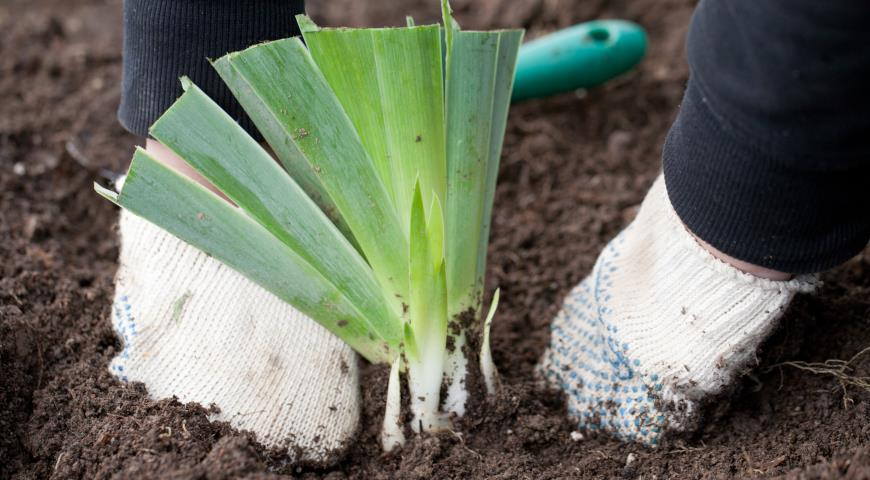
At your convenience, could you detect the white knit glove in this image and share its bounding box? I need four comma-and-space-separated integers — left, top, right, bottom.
538, 174, 817, 446
109, 210, 359, 464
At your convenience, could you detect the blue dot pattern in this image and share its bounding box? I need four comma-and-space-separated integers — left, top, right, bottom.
109, 293, 136, 382
539, 229, 666, 446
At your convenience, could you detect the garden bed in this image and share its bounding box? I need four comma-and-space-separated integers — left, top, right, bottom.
1, 0, 869, 478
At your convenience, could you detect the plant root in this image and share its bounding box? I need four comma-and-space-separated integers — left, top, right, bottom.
767, 345, 870, 408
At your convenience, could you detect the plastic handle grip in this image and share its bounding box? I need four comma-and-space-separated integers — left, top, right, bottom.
512, 20, 647, 102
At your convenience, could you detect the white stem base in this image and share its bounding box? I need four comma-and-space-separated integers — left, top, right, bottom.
442, 334, 469, 416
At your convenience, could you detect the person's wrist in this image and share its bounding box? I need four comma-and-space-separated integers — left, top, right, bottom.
144, 139, 230, 202
688, 228, 794, 281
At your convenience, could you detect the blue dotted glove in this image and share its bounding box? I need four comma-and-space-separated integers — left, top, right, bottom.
537, 175, 815, 446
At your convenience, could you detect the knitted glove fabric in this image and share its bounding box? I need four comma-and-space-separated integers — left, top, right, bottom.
109, 210, 359, 464
538, 174, 817, 446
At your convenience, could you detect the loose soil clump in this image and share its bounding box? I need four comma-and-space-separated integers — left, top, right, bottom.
2, 0, 869, 478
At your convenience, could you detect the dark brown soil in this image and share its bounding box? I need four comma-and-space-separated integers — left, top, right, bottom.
2, 0, 869, 478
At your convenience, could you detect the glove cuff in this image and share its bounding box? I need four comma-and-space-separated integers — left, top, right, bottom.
607, 175, 817, 402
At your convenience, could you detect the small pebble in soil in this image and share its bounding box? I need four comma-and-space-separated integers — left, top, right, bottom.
570, 431, 584, 441
626, 453, 638, 466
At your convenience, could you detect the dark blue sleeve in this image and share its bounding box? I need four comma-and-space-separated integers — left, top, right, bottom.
663, 0, 870, 273
118, 0, 305, 140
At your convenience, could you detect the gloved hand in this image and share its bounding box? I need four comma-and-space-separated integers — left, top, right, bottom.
109, 210, 359, 464
537, 174, 816, 446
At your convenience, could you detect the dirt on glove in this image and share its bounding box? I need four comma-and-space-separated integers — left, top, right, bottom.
2, 0, 869, 478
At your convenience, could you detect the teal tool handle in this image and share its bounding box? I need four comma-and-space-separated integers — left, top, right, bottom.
512, 20, 647, 102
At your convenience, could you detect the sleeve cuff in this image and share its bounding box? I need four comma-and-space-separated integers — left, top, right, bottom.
663, 79, 870, 273
118, 0, 305, 140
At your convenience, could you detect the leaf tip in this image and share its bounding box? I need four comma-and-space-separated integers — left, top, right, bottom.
441, 0, 461, 33
94, 181, 119, 204
403, 323, 419, 360
296, 14, 320, 33
209, 54, 231, 72
179, 76, 194, 91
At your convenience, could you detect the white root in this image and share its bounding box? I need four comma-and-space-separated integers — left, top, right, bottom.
480, 289, 501, 395
381, 358, 405, 452
382, 290, 503, 448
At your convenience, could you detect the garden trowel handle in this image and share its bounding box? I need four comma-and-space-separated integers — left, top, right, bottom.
512, 20, 647, 102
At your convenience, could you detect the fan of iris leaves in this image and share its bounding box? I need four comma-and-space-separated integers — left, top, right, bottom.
97, 0, 523, 450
